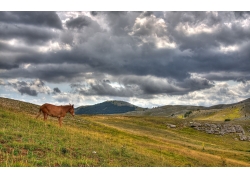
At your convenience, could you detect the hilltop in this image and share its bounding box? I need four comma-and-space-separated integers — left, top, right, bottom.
75, 100, 147, 115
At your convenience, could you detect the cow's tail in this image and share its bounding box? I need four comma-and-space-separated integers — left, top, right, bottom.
36, 107, 42, 119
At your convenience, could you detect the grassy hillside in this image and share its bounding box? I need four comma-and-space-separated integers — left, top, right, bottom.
0, 97, 250, 167
182, 99, 250, 121
75, 100, 146, 115
127, 98, 250, 121
126, 105, 205, 117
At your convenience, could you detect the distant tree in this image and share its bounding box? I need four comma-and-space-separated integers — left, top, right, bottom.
184, 111, 192, 118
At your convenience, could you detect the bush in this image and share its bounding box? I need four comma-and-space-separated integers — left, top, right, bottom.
184, 111, 192, 118
224, 119, 231, 122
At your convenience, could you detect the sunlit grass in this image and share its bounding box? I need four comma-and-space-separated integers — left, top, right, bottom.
191, 107, 242, 121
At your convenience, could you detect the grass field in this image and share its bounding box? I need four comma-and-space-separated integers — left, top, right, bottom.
191, 107, 242, 121
0, 98, 250, 167
0, 112, 250, 167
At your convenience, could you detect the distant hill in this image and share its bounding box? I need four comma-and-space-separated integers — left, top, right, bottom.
126, 98, 250, 121
125, 104, 205, 117
75, 100, 147, 115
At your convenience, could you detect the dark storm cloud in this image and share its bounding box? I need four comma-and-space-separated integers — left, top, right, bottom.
1, 79, 50, 97
18, 86, 38, 96
90, 11, 98, 16
176, 76, 215, 93
0, 61, 19, 69
7, 80, 28, 89
1, 11, 250, 99
101, 11, 140, 35
72, 74, 214, 98
236, 77, 247, 84
0, 23, 58, 44
234, 11, 250, 19
142, 11, 153, 17
0, 12, 60, 52
78, 80, 135, 97
0, 11, 62, 29
66, 16, 91, 29
53, 87, 61, 94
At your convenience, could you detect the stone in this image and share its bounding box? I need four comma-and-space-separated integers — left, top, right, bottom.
234, 125, 245, 134
190, 122, 202, 127
190, 122, 248, 142
205, 129, 214, 134
169, 124, 176, 128
210, 124, 217, 128
239, 134, 248, 141
166, 124, 176, 128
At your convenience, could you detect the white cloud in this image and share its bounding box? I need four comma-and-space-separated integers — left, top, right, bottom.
176, 22, 218, 35
219, 44, 239, 53
129, 14, 176, 48
38, 41, 72, 53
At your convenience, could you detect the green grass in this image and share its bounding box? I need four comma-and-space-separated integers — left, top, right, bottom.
192, 107, 242, 121
0, 98, 250, 167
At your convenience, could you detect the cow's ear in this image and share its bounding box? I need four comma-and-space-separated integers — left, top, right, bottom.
72, 104, 74, 107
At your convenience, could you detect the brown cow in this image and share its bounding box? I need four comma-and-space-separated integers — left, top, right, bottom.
36, 103, 75, 127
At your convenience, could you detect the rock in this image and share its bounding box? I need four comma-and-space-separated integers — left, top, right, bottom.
190, 122, 202, 127
190, 122, 248, 142
239, 134, 248, 141
205, 129, 214, 134
210, 124, 217, 128
205, 123, 211, 127
166, 124, 176, 128
221, 124, 236, 133
234, 125, 245, 134
169, 124, 176, 128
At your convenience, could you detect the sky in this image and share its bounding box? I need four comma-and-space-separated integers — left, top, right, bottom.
1, 5, 250, 108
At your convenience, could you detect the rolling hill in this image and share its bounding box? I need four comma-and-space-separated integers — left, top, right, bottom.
75, 100, 147, 115
126, 98, 250, 121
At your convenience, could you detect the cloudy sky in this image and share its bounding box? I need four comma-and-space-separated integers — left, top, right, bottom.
0, 10, 250, 108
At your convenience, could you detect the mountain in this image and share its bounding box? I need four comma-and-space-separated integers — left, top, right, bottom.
75, 100, 147, 115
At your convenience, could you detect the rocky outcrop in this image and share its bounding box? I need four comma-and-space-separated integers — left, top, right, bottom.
190, 122, 250, 141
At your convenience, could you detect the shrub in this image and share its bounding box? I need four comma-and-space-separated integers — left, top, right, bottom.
184, 111, 192, 118
224, 119, 231, 122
